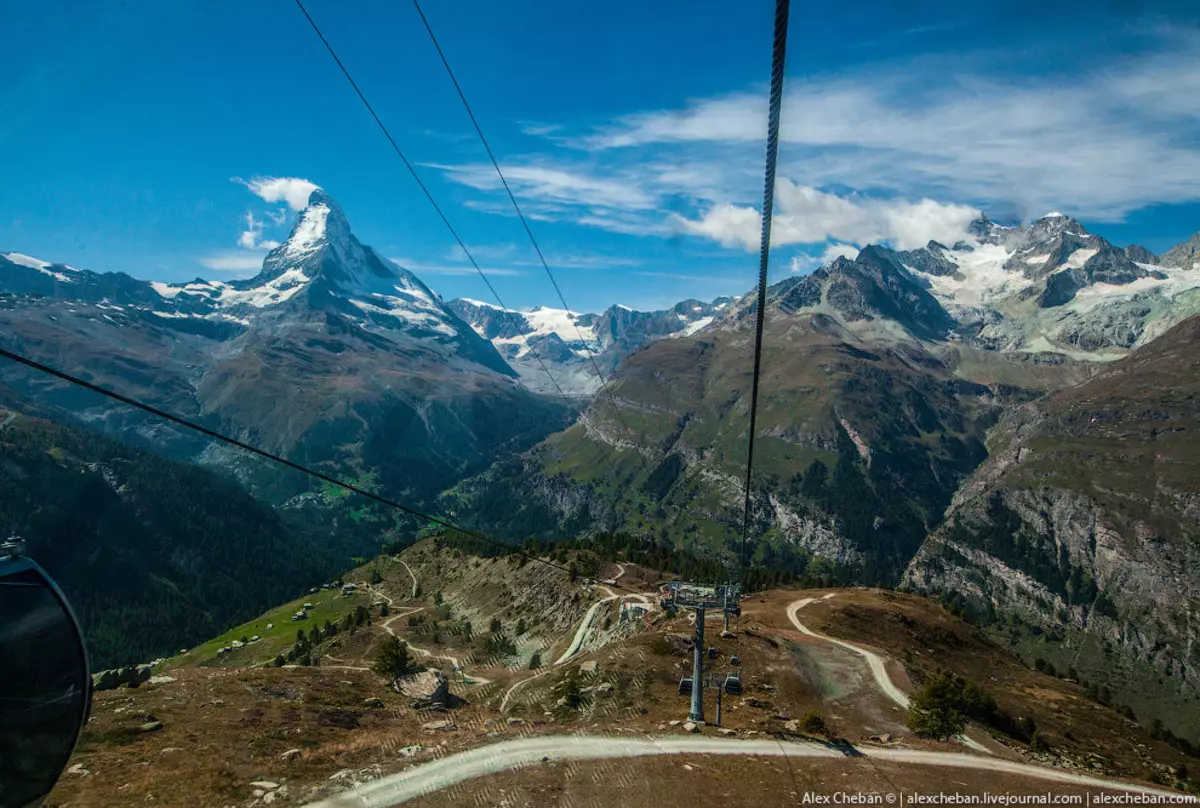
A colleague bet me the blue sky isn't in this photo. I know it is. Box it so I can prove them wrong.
[2,0,1199,312]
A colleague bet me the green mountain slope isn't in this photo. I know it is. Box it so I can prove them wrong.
[0,391,362,669]
[451,307,1006,584]
[904,315,1200,743]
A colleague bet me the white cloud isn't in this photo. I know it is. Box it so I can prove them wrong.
[789,243,859,274]
[672,203,761,250]
[199,252,266,272]
[822,242,860,263]
[235,212,282,251]
[233,176,320,211]
[567,32,1200,221]
[676,181,979,252]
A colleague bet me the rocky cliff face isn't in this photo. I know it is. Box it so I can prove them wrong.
[1160,233,1200,270]
[904,316,1200,741]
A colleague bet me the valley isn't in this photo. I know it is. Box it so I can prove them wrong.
[4,202,1200,804]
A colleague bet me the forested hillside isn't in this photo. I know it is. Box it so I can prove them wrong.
[0,395,366,668]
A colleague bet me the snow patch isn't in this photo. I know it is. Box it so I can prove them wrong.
[281,204,330,259]
[3,252,75,281]
[1063,248,1098,269]
[218,268,309,308]
[928,243,1034,307]
[348,297,456,336]
[683,316,714,336]
[523,306,597,345]
[459,298,502,310]
[3,252,50,270]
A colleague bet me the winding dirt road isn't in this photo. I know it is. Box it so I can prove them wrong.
[787,594,992,755]
[301,734,1185,808]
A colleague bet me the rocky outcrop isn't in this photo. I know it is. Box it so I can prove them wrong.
[393,669,449,708]
[1160,233,1200,270]
[91,663,154,691]
[1125,245,1158,264]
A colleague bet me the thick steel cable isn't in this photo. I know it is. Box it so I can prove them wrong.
[740,0,791,572]
[0,345,595,582]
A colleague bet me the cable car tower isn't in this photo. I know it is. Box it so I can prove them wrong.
[660,581,741,722]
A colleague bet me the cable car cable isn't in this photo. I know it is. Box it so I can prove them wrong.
[408,0,654,478]
[291,0,582,422]
[739,0,790,574]
[0,345,651,594]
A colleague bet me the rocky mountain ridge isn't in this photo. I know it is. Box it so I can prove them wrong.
[447,296,733,394]
[902,315,1200,741]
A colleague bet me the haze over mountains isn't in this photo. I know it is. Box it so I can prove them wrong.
[2,190,1199,740]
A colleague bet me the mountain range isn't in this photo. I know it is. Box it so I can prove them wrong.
[447,296,733,394]
[0,190,567,516]
[442,212,1200,740]
[3,195,1199,740]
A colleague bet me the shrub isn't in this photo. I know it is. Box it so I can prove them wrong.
[800,711,831,737]
[529,652,542,670]
[485,633,517,656]
[906,669,970,740]
[554,670,588,715]
[373,636,412,679]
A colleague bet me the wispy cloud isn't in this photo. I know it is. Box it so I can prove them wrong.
[534,254,642,270]
[570,31,1200,221]
[426,162,656,210]
[235,212,281,251]
[233,176,320,211]
[638,270,731,282]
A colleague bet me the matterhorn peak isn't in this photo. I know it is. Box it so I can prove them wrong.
[278,188,352,261]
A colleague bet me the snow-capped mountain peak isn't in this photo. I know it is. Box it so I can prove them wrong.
[2,191,513,374]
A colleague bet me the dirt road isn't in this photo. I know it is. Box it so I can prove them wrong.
[300,734,1185,808]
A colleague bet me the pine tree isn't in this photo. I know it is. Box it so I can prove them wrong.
[373,635,411,679]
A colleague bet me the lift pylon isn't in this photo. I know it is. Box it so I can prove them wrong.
[660,582,741,723]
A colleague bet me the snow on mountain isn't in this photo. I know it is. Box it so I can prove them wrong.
[881,214,1200,355]
[3,252,51,271]
[2,252,77,282]
[447,295,733,395]
[523,306,597,348]
[448,300,596,357]
[2,190,511,376]
[138,190,467,342]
